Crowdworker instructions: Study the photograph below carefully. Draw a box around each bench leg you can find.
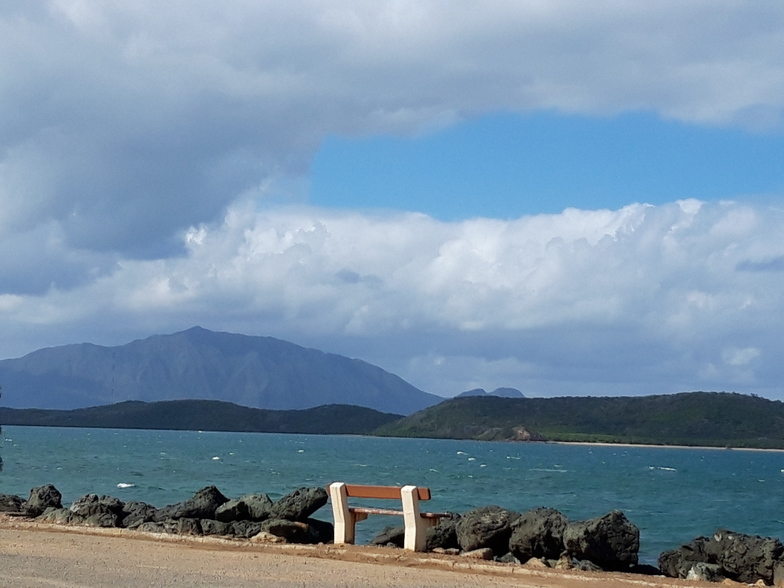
[401,485,430,552]
[329,482,356,545]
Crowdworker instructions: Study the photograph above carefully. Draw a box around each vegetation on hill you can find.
[374,392,784,449]
[0,400,402,435]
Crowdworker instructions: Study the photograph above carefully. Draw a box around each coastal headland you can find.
[0,516,736,588]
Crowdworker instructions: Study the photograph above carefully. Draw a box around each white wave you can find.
[530,468,568,473]
[116,483,135,489]
[457,451,467,455]
[648,466,677,471]
[212,456,220,460]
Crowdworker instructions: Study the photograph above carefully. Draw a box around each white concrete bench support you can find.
[328,482,443,552]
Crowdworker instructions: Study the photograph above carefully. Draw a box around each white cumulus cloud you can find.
[2,199,783,399]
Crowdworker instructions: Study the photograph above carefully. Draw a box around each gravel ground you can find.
[0,517,736,588]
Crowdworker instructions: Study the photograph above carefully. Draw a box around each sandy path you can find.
[0,518,733,588]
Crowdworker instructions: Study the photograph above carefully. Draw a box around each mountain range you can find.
[0,327,443,414]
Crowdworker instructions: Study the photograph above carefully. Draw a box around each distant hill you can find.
[456,387,525,399]
[0,400,402,435]
[375,392,784,449]
[0,327,443,414]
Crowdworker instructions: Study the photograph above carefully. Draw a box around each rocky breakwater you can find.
[370,505,645,573]
[0,484,332,545]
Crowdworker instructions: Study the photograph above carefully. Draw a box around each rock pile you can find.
[659,529,784,585]
[372,505,642,573]
[0,484,332,545]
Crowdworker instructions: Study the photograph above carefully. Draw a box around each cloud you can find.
[3,199,784,399]
[2,2,784,269]
[3,2,784,398]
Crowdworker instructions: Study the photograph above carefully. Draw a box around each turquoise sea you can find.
[2,425,784,564]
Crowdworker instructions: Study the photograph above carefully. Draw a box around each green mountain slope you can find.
[375,392,784,448]
[0,400,402,435]
[0,327,442,414]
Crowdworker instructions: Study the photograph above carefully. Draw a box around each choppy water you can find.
[2,425,783,564]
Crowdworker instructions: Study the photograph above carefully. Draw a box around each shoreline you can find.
[548,440,784,453]
[0,515,738,588]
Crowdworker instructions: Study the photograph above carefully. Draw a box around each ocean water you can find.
[2,425,783,564]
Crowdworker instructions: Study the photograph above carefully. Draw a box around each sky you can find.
[2,1,784,401]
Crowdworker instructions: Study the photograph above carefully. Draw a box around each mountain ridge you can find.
[0,400,402,435]
[375,391,784,448]
[0,327,442,414]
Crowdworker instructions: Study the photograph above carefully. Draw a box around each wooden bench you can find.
[328,482,449,552]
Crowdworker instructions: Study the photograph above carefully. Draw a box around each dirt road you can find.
[0,518,731,588]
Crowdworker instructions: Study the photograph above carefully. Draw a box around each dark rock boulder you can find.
[156,486,229,520]
[686,562,725,582]
[426,514,461,551]
[200,519,232,536]
[261,518,313,543]
[661,530,784,585]
[142,519,178,534]
[563,510,639,570]
[121,501,159,529]
[509,507,568,562]
[215,499,250,523]
[136,521,168,534]
[37,507,85,525]
[177,518,203,536]
[270,487,328,522]
[306,517,334,544]
[705,529,784,585]
[456,506,521,555]
[70,494,124,518]
[370,525,405,548]
[0,493,24,513]
[84,512,120,528]
[25,484,63,517]
[229,520,263,539]
[240,493,274,521]
[658,536,711,579]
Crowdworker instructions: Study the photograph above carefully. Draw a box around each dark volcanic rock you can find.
[121,501,159,529]
[370,525,405,548]
[261,518,313,543]
[563,510,639,570]
[270,487,328,522]
[660,530,784,585]
[84,511,120,528]
[38,507,85,525]
[215,499,250,523]
[705,529,784,584]
[456,506,521,555]
[658,536,711,579]
[70,494,124,518]
[200,519,232,536]
[230,520,263,539]
[0,493,24,513]
[25,484,63,517]
[136,521,168,534]
[156,486,229,520]
[177,518,203,536]
[240,493,274,521]
[306,517,334,544]
[426,514,461,551]
[509,507,568,562]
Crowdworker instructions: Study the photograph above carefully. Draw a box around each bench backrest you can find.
[342,484,431,501]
